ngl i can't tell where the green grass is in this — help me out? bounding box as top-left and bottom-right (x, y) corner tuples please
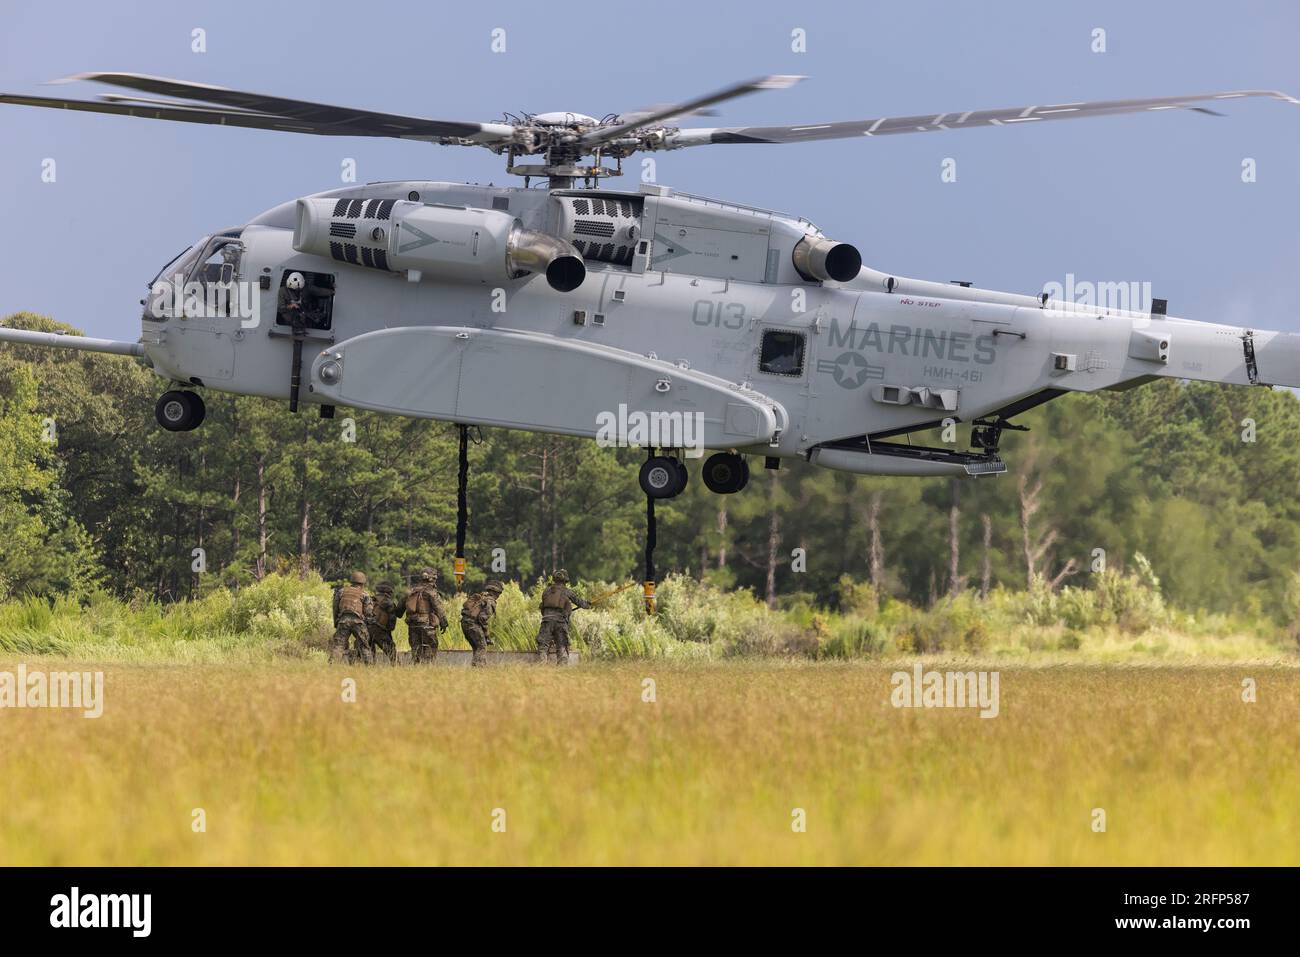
(0, 571), (1292, 665)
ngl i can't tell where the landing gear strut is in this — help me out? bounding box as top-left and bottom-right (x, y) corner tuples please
(155, 390), (205, 432)
(969, 417), (1028, 455)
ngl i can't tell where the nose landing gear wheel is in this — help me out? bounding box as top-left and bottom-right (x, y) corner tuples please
(639, 455), (688, 499)
(702, 452), (749, 494)
(155, 390), (206, 432)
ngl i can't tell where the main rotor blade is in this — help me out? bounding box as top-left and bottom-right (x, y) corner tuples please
(97, 92), (279, 115)
(0, 91), (422, 137)
(665, 89), (1300, 147)
(3, 72), (513, 143)
(581, 74), (803, 148)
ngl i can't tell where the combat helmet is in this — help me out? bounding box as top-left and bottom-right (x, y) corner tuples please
(552, 569), (569, 583)
(349, 571), (367, 585)
(484, 580), (504, 595)
(376, 581), (394, 595)
(419, 567), (437, 583)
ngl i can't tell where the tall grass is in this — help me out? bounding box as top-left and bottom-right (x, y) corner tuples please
(3, 663), (1298, 865)
(0, 574), (331, 663)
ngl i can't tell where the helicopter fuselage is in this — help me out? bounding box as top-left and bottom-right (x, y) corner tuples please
(137, 179), (1300, 478)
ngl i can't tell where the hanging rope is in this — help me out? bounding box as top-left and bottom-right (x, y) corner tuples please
(644, 449), (657, 615)
(455, 423), (468, 591)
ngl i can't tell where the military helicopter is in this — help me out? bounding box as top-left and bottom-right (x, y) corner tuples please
(1, 72), (1298, 505)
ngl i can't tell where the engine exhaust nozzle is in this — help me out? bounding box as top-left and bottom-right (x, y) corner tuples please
(508, 228), (586, 292)
(792, 235), (862, 283)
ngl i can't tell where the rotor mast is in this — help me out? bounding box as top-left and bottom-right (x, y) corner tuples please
(505, 140), (622, 190)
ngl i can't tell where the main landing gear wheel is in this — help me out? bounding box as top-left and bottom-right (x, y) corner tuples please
(702, 452), (749, 494)
(639, 455), (688, 499)
(155, 390), (206, 432)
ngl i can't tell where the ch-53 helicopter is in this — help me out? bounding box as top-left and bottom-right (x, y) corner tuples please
(1, 72), (1298, 505)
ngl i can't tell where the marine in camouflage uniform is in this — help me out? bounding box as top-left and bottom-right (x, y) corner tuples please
(461, 580), (504, 667)
(404, 568), (448, 664)
(331, 571), (373, 664)
(366, 582), (400, 665)
(536, 569), (590, 666)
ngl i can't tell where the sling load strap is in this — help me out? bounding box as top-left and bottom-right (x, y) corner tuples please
(288, 335), (304, 413)
(644, 449), (657, 615)
(455, 423), (469, 591)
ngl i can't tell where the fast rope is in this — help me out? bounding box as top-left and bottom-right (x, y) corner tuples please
(455, 423), (468, 591)
(643, 448), (657, 614)
(288, 317), (305, 413)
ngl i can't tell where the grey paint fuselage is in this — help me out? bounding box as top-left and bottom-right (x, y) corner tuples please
(140, 179), (1300, 466)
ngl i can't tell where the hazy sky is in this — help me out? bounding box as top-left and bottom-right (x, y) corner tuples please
(1, 0), (1298, 341)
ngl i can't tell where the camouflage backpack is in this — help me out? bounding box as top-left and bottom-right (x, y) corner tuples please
(373, 598), (395, 631)
(404, 586), (427, 616)
(463, 592), (487, 623)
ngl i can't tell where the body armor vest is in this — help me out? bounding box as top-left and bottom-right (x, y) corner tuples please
(337, 584), (365, 617)
(405, 586), (434, 620)
(541, 584), (569, 610)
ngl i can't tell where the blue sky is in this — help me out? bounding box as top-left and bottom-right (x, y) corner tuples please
(1, 0), (1298, 341)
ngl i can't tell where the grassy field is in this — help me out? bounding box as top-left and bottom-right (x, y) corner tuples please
(2, 658), (1296, 866)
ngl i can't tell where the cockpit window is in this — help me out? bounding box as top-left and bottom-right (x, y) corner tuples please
(149, 244), (197, 287)
(145, 240), (205, 321)
(180, 237), (246, 317)
(145, 235), (247, 321)
(759, 330), (806, 376)
(191, 236), (244, 286)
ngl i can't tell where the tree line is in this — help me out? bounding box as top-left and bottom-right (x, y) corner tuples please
(3, 311), (1299, 620)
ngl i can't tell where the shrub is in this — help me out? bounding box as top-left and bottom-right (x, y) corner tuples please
(837, 576), (880, 617)
(0, 566), (1286, 663)
(823, 616), (887, 658)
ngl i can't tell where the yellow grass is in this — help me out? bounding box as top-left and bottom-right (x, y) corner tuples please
(1, 658), (1296, 865)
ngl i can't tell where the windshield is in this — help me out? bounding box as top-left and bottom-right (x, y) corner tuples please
(144, 234), (247, 321)
(149, 241), (203, 287)
(190, 236), (244, 286)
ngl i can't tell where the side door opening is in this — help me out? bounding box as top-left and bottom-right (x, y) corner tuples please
(276, 270), (336, 330)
